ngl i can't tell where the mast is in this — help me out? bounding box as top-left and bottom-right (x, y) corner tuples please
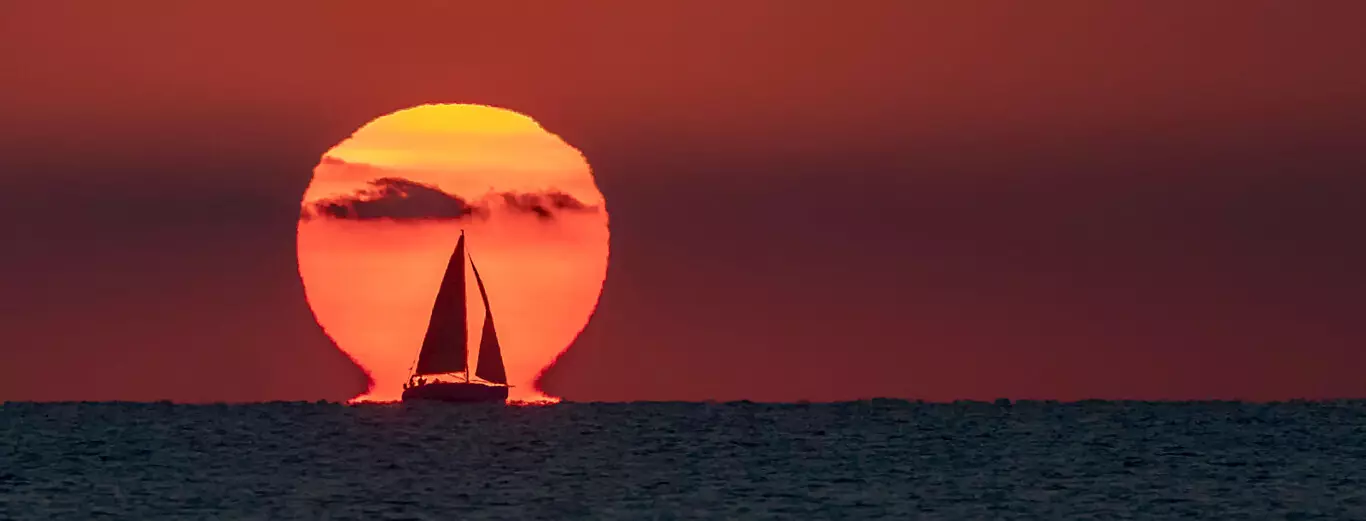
(412, 230), (469, 377)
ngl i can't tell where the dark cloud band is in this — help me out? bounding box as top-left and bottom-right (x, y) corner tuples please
(301, 177), (596, 222)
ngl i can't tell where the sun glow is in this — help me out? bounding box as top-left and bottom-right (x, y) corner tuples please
(324, 105), (595, 191)
(297, 104), (608, 403)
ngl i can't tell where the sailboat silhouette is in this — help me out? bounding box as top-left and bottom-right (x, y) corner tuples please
(401, 230), (510, 403)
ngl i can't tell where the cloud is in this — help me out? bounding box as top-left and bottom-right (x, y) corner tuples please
(301, 177), (480, 221)
(500, 191), (597, 220)
(301, 177), (597, 222)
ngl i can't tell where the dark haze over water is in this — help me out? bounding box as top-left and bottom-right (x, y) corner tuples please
(2, 401), (1364, 519)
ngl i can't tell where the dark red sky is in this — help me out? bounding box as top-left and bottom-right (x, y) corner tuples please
(2, 2), (1364, 401)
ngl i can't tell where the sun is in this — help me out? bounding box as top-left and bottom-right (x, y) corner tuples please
(296, 103), (609, 403)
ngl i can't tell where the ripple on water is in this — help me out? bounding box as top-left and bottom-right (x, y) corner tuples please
(2, 400), (1365, 519)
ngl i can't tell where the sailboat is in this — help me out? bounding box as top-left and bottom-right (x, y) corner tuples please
(401, 230), (510, 403)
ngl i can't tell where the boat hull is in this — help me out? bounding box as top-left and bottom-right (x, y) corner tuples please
(402, 382), (509, 403)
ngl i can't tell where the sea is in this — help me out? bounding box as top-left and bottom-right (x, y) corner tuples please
(2, 400), (1364, 520)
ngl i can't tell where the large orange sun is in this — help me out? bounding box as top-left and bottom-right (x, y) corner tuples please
(296, 103), (608, 403)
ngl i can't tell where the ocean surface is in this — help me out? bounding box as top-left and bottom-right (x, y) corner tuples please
(2, 400), (1364, 520)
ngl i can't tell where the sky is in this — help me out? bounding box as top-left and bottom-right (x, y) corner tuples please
(1, 2), (1364, 402)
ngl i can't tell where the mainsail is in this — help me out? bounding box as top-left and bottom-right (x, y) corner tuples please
(470, 256), (508, 385)
(413, 233), (468, 376)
